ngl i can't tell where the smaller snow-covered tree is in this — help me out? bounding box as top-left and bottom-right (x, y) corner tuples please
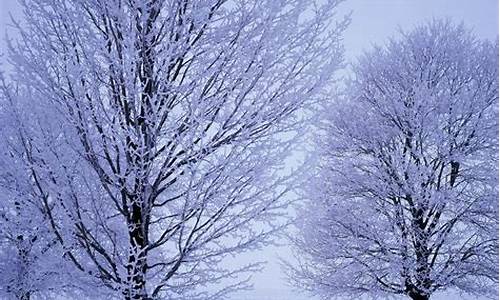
(0, 102), (58, 300)
(0, 77), (94, 300)
(288, 20), (498, 300)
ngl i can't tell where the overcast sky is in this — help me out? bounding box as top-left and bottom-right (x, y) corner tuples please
(0, 1), (498, 300)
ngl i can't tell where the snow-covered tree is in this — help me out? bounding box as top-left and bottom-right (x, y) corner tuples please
(0, 151), (56, 300)
(0, 153), (78, 300)
(0, 0), (348, 299)
(288, 20), (498, 300)
(0, 75), (99, 300)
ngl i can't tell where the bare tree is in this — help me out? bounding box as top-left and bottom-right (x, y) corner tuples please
(288, 20), (498, 300)
(0, 0), (348, 299)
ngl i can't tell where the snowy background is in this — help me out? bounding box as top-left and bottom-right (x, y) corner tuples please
(0, 0), (497, 299)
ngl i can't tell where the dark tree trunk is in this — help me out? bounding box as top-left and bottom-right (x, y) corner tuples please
(16, 234), (32, 300)
(123, 4), (158, 300)
(409, 293), (429, 300)
(125, 200), (148, 300)
(18, 292), (31, 300)
(450, 161), (460, 187)
(405, 279), (431, 300)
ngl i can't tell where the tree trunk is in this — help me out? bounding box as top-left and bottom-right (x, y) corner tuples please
(405, 280), (430, 300)
(125, 201), (148, 300)
(409, 294), (429, 300)
(124, 5), (156, 299)
(18, 292), (31, 300)
(16, 234), (32, 300)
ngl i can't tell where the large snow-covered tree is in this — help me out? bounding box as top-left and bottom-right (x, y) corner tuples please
(0, 0), (347, 299)
(288, 20), (498, 300)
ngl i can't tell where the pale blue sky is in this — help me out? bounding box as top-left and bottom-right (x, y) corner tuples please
(0, 1), (498, 299)
(343, 0), (498, 59)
